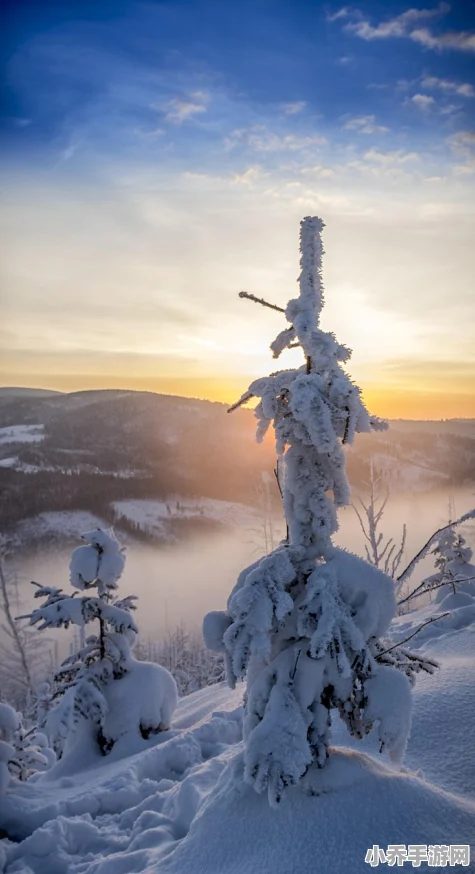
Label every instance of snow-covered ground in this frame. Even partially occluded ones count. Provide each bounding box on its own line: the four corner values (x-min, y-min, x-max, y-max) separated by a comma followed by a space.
11, 511, 110, 549
0, 425, 45, 445
7, 497, 259, 553
1, 598, 475, 874
113, 497, 259, 537
0, 457, 17, 469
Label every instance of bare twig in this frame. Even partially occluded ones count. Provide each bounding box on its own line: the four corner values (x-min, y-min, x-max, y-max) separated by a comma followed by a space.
274, 464, 289, 542
396, 509, 475, 587
391, 524, 406, 577
0, 555, 34, 696
398, 574, 475, 607
239, 291, 285, 314
377, 613, 450, 657
342, 406, 350, 444
290, 647, 302, 681
227, 392, 254, 414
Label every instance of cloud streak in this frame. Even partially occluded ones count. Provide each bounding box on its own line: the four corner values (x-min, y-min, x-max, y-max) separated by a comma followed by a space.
421, 76, 474, 97
225, 126, 327, 152
332, 3, 475, 54
344, 115, 389, 134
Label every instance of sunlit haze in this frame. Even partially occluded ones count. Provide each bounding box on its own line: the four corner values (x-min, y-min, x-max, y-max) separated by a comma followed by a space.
1, 0, 475, 418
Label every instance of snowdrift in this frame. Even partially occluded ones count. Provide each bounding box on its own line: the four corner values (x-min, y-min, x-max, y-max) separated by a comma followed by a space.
1, 601, 475, 873
161, 749, 475, 874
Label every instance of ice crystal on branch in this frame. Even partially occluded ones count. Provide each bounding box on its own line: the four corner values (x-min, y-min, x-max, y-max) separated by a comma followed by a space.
204, 217, 421, 807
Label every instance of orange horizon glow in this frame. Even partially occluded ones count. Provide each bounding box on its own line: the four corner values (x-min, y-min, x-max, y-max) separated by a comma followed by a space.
2, 373, 474, 421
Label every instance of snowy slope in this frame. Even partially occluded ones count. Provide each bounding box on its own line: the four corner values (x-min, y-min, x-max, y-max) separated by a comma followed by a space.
1, 604, 475, 873
0, 425, 45, 445
113, 497, 259, 536
10, 511, 111, 550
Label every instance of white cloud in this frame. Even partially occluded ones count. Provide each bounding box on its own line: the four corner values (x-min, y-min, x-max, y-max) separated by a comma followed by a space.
447, 130, 475, 173
410, 27, 475, 52
232, 166, 261, 185
421, 76, 474, 97
325, 7, 354, 22
409, 93, 435, 110
345, 3, 449, 40
163, 92, 209, 123
453, 161, 475, 176
225, 126, 326, 152
282, 101, 306, 115
447, 130, 475, 156
344, 114, 389, 134
363, 148, 419, 165
439, 104, 458, 115
300, 164, 335, 178
338, 3, 475, 54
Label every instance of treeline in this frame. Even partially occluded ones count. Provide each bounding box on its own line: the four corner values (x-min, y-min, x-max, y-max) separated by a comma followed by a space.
0, 469, 186, 534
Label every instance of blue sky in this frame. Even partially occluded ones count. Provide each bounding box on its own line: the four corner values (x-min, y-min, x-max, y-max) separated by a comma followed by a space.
1, 0, 475, 416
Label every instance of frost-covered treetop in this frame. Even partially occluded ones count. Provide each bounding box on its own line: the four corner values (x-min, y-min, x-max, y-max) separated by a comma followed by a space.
236, 216, 386, 561
70, 528, 126, 597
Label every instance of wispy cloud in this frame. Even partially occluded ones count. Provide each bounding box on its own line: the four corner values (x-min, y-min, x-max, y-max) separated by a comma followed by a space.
59, 137, 83, 162
363, 148, 419, 165
325, 7, 355, 23
410, 27, 475, 52
162, 92, 209, 123
281, 101, 306, 115
332, 3, 475, 54
447, 130, 475, 154
344, 3, 449, 40
232, 166, 261, 185
421, 76, 474, 97
225, 126, 326, 152
344, 114, 389, 134
447, 130, 475, 173
300, 164, 335, 178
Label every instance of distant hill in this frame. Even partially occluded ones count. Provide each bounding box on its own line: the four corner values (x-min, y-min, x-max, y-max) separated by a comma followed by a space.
0, 387, 63, 400
388, 419, 475, 438
0, 388, 474, 548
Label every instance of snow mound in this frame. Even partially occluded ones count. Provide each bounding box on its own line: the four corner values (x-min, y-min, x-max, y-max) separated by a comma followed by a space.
102, 661, 178, 758
160, 749, 475, 874
389, 596, 475, 800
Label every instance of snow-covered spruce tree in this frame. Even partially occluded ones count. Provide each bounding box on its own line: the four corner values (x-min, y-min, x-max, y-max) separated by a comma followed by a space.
204, 217, 434, 807
423, 527, 475, 606
24, 529, 177, 759
395, 509, 475, 608
0, 703, 53, 795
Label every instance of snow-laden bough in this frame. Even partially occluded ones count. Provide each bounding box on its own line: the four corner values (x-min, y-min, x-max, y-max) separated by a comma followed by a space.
203, 217, 435, 807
